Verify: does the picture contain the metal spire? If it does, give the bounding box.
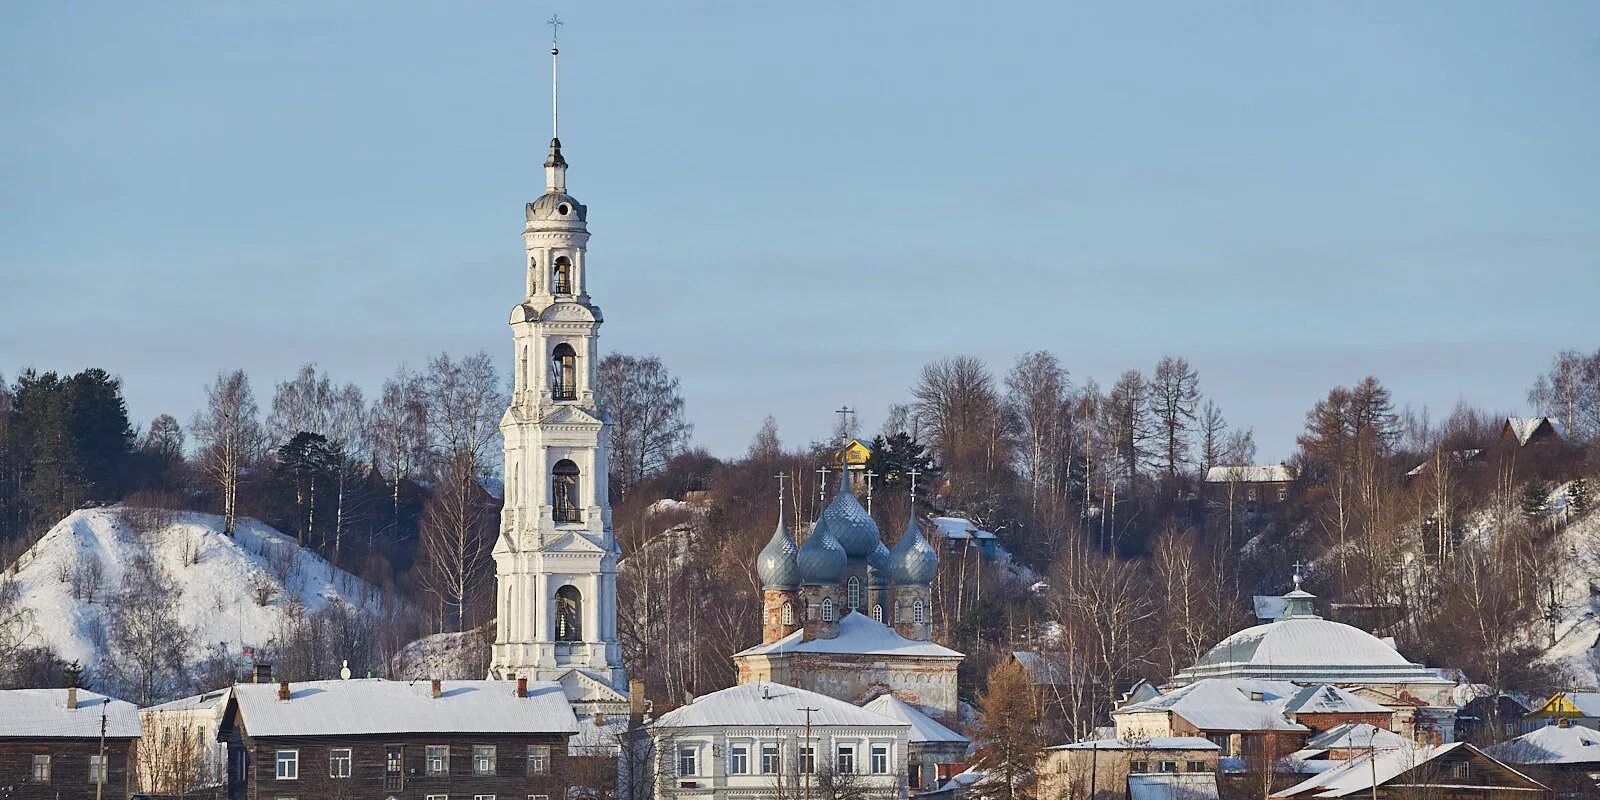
[547,14,563,140]
[775,472,788,524]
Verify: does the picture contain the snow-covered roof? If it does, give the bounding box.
[652,682,906,730]
[1301,723,1409,753]
[1012,650,1082,685]
[1271,742,1541,798]
[1115,679,1309,733]
[1560,691,1600,717]
[0,690,142,739]
[1051,737,1219,751]
[1205,465,1295,484]
[1253,595,1289,621]
[1171,616,1451,687]
[230,679,577,737]
[1505,417,1565,446]
[1129,772,1221,800]
[932,516,973,540]
[733,611,962,659]
[144,687,231,714]
[1286,685,1391,716]
[1487,723,1600,765]
[861,694,967,744]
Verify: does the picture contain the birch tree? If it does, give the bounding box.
[190,370,263,535]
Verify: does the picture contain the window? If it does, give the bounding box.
[386,746,405,791]
[821,598,835,622]
[474,745,497,776]
[1187,761,1206,773]
[871,604,883,623]
[1157,761,1177,773]
[329,748,352,778]
[761,742,781,774]
[847,576,861,609]
[555,585,583,641]
[427,796,449,800]
[475,796,497,800]
[1130,760,1150,774]
[89,754,107,783]
[527,744,550,775]
[798,745,815,774]
[869,744,889,774]
[427,745,450,776]
[275,750,298,780]
[1448,761,1471,781]
[31,754,49,780]
[551,343,577,401]
[678,746,698,777]
[532,795,551,800]
[836,744,855,774]
[552,459,582,523]
[552,256,573,294]
[729,744,749,774]
[913,599,926,624]
[781,602,794,626]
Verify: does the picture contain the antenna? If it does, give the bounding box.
[547,14,564,140]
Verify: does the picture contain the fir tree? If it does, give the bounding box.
[1521,481,1550,523]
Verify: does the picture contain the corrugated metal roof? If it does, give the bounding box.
[1486,723,1600,765]
[1052,737,1219,751]
[1129,772,1221,800]
[1174,617,1451,686]
[861,694,967,743]
[1204,465,1295,483]
[1271,742,1508,797]
[1302,723,1408,752]
[1115,679,1309,733]
[1286,685,1390,715]
[0,690,141,739]
[231,679,577,737]
[651,682,906,730]
[733,610,961,659]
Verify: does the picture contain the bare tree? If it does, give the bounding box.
[189,369,264,534]
[914,355,1010,500]
[1148,356,1201,480]
[421,351,506,478]
[419,452,494,632]
[99,552,197,705]
[1198,400,1226,474]
[1005,351,1071,514]
[136,712,215,798]
[747,415,782,462]
[596,353,692,493]
[369,366,431,522]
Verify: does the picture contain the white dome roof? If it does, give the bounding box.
[1171,616,1450,686]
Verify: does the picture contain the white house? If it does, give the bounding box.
[646,682,911,800]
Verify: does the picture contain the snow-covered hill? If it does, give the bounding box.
[1535,499,1600,686]
[391,626,492,680]
[2,507,381,676]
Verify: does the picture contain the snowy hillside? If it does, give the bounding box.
[1536,499,1600,686]
[2,507,381,676]
[391,626,492,680]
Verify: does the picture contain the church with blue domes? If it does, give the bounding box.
[731,464,963,724]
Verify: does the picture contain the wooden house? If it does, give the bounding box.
[0,688,141,800]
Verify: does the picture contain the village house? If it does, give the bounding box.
[1272,741,1549,799]
[1289,722,1410,765]
[217,677,577,800]
[1111,678,1310,762]
[1039,737,1221,800]
[1502,417,1566,448]
[1203,464,1297,513]
[1458,694,1534,744]
[136,686,231,795]
[860,693,968,793]
[0,688,141,800]
[1283,684,1395,734]
[1521,692,1600,733]
[644,682,910,800]
[1486,719,1600,799]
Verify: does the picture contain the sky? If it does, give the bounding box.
[2,2,1598,462]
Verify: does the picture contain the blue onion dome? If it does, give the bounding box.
[757,518,800,590]
[888,514,938,585]
[867,540,892,586]
[796,518,848,585]
[819,485,880,558]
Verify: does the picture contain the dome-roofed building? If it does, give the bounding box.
[1166,571,1457,741]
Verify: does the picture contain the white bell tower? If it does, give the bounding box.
[490,23,627,713]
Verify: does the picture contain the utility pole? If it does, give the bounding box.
[798,706,819,800]
[96,698,107,800]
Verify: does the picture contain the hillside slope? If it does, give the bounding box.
[3,507,381,674]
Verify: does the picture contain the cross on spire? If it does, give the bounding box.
[547,15,564,140]
[907,468,922,506]
[775,473,788,522]
[815,466,830,508]
[1291,560,1305,590]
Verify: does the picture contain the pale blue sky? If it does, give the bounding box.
[3,2,1597,460]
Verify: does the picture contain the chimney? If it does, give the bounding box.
[431,678,442,699]
[517,677,528,699]
[629,679,646,717]
[66,686,78,710]
[1559,717,1571,728]
[253,663,274,684]
[277,680,291,702]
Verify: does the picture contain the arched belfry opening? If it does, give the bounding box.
[552,459,581,522]
[555,585,583,641]
[552,343,577,401]
[552,256,573,294]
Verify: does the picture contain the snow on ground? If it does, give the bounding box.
[2,506,381,672]
[391,626,492,680]
[1535,502,1600,687]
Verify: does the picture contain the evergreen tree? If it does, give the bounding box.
[1570,477,1590,516]
[969,659,1043,800]
[868,431,940,492]
[1521,481,1550,523]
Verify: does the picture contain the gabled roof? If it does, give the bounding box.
[1272,742,1544,798]
[1051,737,1219,751]
[1545,691,1600,717]
[733,610,962,659]
[861,694,967,744]
[230,679,577,738]
[0,690,141,739]
[1129,772,1221,800]
[1505,416,1565,446]
[1486,722,1600,765]
[1115,679,1308,733]
[1286,685,1391,716]
[1205,465,1295,484]
[652,682,905,730]
[144,687,231,714]
[1302,723,1409,752]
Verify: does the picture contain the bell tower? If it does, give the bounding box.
[490,21,626,713]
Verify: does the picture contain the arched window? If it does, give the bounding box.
[529,256,538,294]
[551,344,577,401]
[552,459,581,522]
[555,585,583,641]
[821,598,836,622]
[781,602,794,627]
[913,599,926,624]
[552,256,573,294]
[847,576,861,610]
[871,604,883,623]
